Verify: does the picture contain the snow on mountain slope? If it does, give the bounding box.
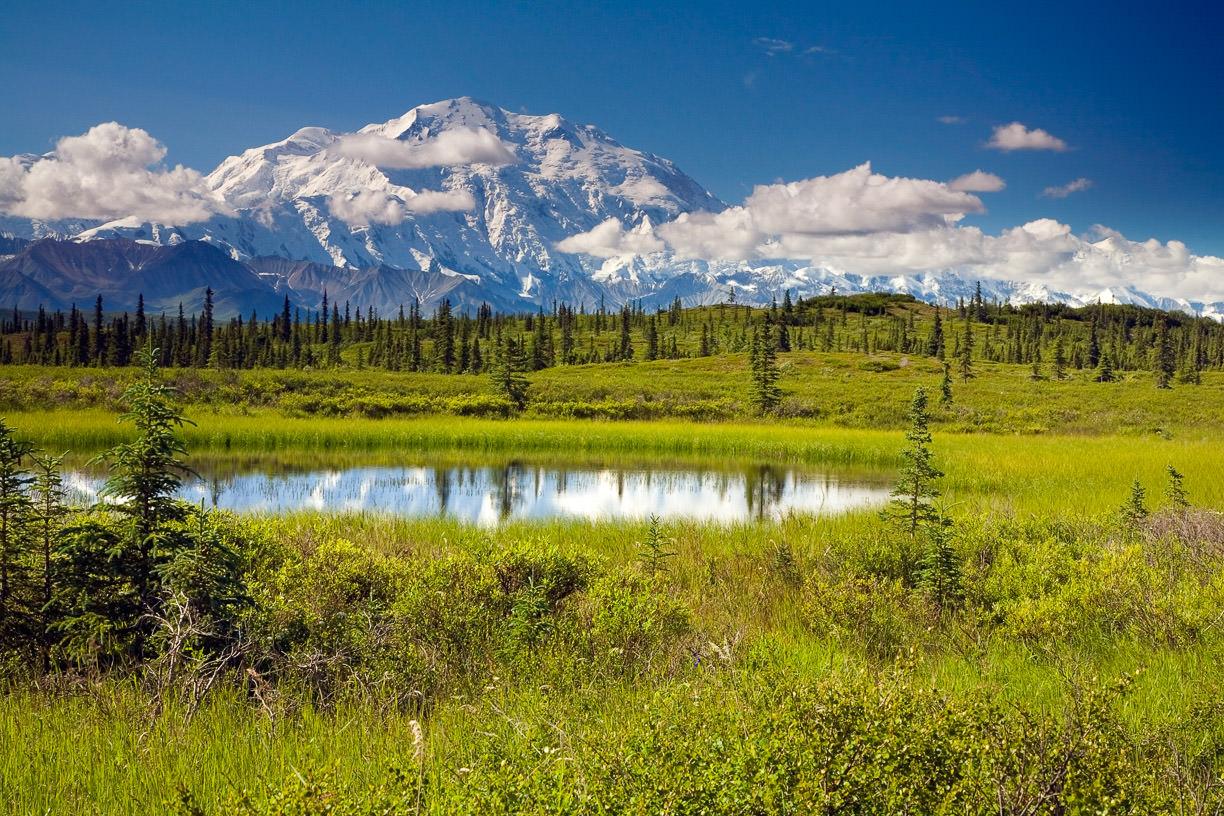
[0,98,1220,319]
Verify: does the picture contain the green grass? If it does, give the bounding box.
[3,509,1221,813]
[2,345,1223,812]
[11,408,1223,514]
[2,352,1222,432]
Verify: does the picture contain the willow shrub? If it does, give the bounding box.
[242,540,691,707]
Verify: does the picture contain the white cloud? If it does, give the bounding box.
[987,122,1069,152]
[558,163,1224,301]
[555,217,665,257]
[753,37,794,56]
[0,122,230,224]
[329,128,516,169]
[947,170,1006,192]
[937,115,966,125]
[1042,177,1093,198]
[641,163,984,260]
[745,164,983,235]
[327,187,475,227]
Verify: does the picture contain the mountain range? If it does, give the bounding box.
[1,97,1221,320]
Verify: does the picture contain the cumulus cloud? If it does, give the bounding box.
[987,122,1069,152]
[327,187,475,227]
[947,170,1006,193]
[744,164,983,235]
[1042,177,1093,198]
[329,128,516,169]
[557,163,1224,301]
[0,122,230,224]
[555,218,666,257]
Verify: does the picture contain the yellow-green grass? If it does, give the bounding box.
[10,409,1223,514]
[2,352,1222,432]
[2,500,1220,816]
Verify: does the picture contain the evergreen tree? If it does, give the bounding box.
[939,362,954,408]
[1052,334,1067,380]
[491,334,530,411]
[644,315,659,361]
[917,515,962,612]
[958,316,974,381]
[749,321,782,414]
[1095,349,1116,382]
[30,453,65,670]
[94,343,196,628]
[927,308,945,359]
[0,419,33,648]
[618,306,634,361]
[883,388,943,537]
[1120,479,1149,527]
[1165,465,1190,509]
[1154,317,1175,389]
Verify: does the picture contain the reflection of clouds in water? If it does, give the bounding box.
[61,465,890,525]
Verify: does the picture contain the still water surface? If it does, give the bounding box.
[64,461,890,525]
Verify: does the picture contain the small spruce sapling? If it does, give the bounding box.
[638,514,676,575]
[883,387,944,538]
[917,510,962,612]
[1120,479,1149,528]
[1164,466,1190,509]
[939,362,954,408]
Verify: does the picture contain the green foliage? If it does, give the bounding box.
[916,515,963,611]
[0,418,33,650]
[748,320,781,414]
[490,334,529,411]
[939,361,953,407]
[1165,465,1190,509]
[1120,479,1149,527]
[637,514,675,574]
[883,387,944,537]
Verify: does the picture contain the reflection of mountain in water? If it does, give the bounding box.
[63,463,890,526]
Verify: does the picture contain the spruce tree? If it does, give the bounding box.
[644,315,659,361]
[883,387,943,537]
[491,334,529,411]
[618,306,634,361]
[1095,349,1115,382]
[95,343,195,621]
[940,362,954,408]
[918,515,962,612]
[0,418,33,648]
[1165,465,1190,509]
[749,322,781,414]
[927,308,945,359]
[1052,334,1067,380]
[958,316,974,381]
[30,453,65,670]
[1154,317,1175,389]
[1120,479,1149,527]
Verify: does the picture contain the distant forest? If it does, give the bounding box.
[0,286,1218,387]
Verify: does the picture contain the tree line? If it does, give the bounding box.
[0,287,1220,390]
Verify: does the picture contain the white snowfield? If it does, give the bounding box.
[3,97,1222,318]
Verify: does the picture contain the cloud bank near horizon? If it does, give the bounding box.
[2,121,1221,303]
[558,164,1224,303]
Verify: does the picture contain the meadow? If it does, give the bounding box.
[1,299,1222,813]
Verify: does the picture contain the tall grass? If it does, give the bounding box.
[14,409,1224,513]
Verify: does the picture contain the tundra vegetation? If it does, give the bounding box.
[0,293,1222,814]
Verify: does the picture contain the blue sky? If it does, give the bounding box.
[1,0,1221,253]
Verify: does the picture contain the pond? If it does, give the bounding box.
[63,460,892,525]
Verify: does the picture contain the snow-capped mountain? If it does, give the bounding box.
[65,97,724,309]
[1,97,1221,320]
